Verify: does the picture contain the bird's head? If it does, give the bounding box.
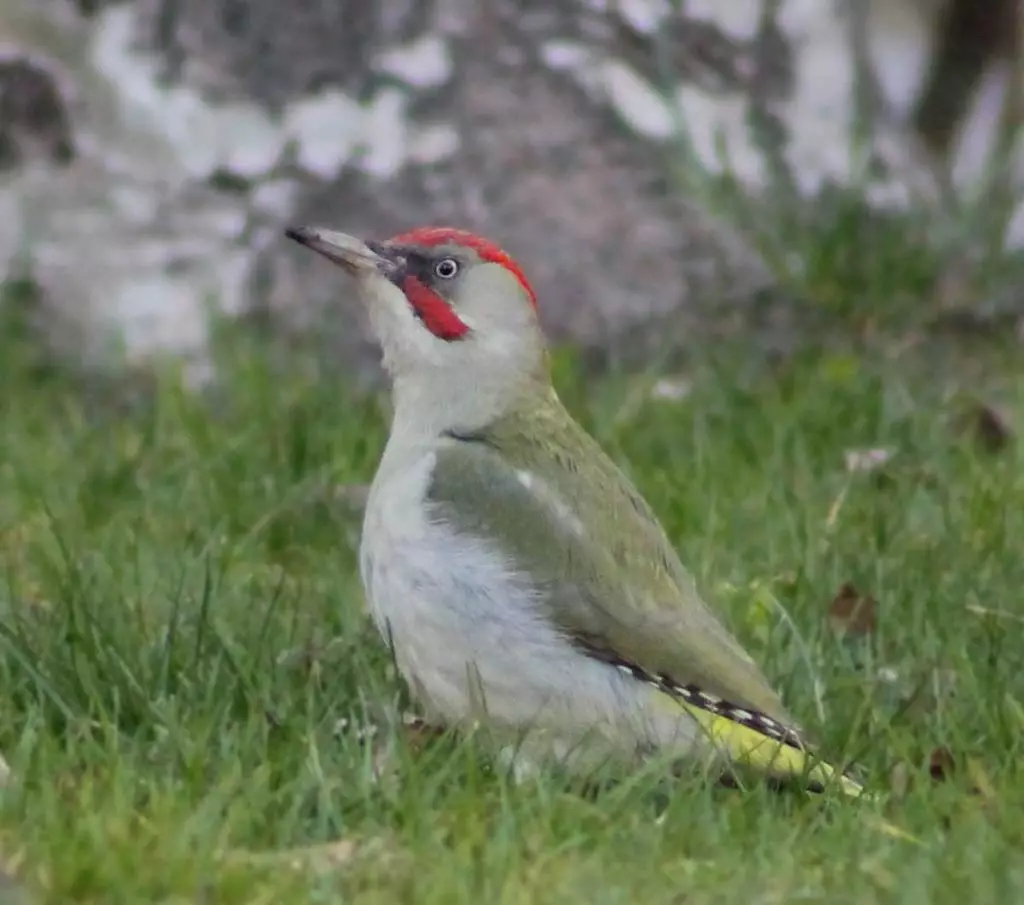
[286,224,549,435]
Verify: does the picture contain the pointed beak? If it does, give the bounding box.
[285,226,399,279]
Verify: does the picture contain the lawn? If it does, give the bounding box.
[0,328,1023,903]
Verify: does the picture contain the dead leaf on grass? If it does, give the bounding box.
[400,712,447,749]
[828,582,878,638]
[955,401,1014,453]
[890,748,998,822]
[888,747,951,800]
[926,748,998,815]
[928,746,956,782]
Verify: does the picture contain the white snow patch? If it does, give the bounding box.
[616,0,672,35]
[539,39,592,73]
[91,6,164,117]
[675,85,766,189]
[92,6,284,181]
[284,89,363,180]
[685,0,762,43]
[408,123,460,165]
[1003,197,1024,250]
[375,34,453,89]
[216,105,286,179]
[539,41,604,98]
[106,276,209,360]
[951,61,1012,193]
[250,179,300,219]
[865,0,937,120]
[600,59,674,140]
[775,0,857,196]
[359,89,410,179]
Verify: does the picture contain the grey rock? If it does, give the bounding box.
[132,0,431,108]
[0,48,74,170]
[256,57,774,375]
[1,0,1020,384]
[0,2,280,380]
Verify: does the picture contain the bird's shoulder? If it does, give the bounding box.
[427,402,685,594]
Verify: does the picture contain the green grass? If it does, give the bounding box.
[1,333,1023,904]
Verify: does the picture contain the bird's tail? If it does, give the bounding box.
[681,701,861,794]
[680,701,919,843]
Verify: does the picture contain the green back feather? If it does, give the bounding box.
[426,390,795,728]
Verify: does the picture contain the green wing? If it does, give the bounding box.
[427,399,795,728]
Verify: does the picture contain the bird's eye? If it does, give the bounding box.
[433,257,459,279]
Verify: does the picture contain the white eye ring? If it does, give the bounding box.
[433,257,459,279]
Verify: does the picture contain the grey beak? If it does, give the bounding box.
[285,226,392,276]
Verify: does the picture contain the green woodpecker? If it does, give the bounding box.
[285,223,864,796]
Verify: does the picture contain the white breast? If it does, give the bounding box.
[358,439,704,772]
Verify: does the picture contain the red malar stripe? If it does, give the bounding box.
[402,276,470,341]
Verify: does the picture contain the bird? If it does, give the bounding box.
[285,223,868,798]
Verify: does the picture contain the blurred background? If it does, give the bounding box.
[2,0,1023,386]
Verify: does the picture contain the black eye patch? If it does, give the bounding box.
[403,251,463,291]
[371,244,464,295]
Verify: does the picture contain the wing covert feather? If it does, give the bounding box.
[426,406,793,726]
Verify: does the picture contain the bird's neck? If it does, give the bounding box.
[388,352,554,448]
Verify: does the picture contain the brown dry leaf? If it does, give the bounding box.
[926,747,1000,824]
[401,712,447,750]
[957,401,1014,453]
[928,747,956,782]
[893,749,995,811]
[828,582,878,638]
